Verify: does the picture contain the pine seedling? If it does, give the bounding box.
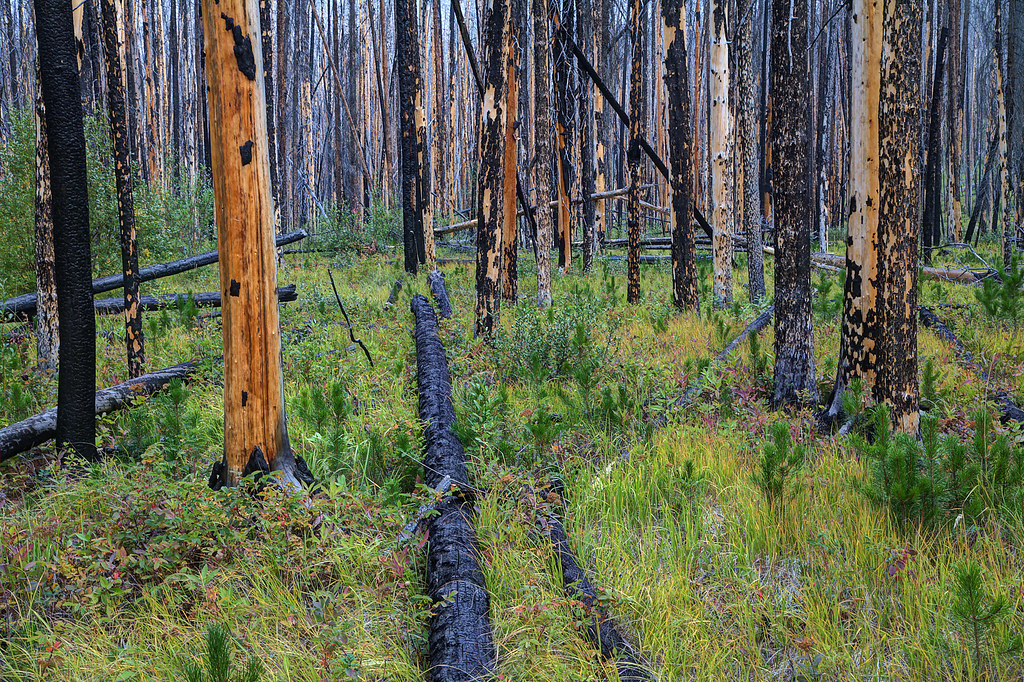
[183,624,263,682]
[950,560,1021,676]
[752,422,806,509]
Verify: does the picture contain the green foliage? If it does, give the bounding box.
[975,255,1024,323]
[950,560,1021,676]
[310,194,401,253]
[752,423,806,509]
[183,624,263,682]
[454,378,513,464]
[811,271,844,322]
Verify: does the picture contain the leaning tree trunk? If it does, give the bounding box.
[770,0,818,407]
[398,0,428,273]
[33,67,58,371]
[201,0,306,488]
[875,0,923,434]
[474,0,512,338]
[626,0,646,304]
[736,0,765,302]
[662,0,698,311]
[34,0,97,461]
[100,0,145,379]
[710,0,733,307]
[534,0,555,308]
[826,0,882,421]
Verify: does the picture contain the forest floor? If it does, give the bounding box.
[1,243,1024,680]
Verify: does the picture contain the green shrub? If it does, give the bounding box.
[752,422,806,509]
[975,255,1024,323]
[183,624,263,682]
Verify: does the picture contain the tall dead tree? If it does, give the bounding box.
[534,0,555,308]
[398,0,426,272]
[259,0,279,230]
[922,27,947,266]
[34,0,97,460]
[34,68,58,371]
[995,0,1013,267]
[202,0,306,487]
[100,0,145,379]
[662,0,698,310]
[736,0,765,302]
[945,0,963,241]
[876,0,923,434]
[626,0,647,304]
[826,0,882,421]
[552,6,576,269]
[770,0,817,406]
[475,0,512,337]
[710,0,733,307]
[579,0,597,272]
[501,0,520,302]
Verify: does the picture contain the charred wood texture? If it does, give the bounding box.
[0,360,202,463]
[34,0,98,461]
[919,306,1024,423]
[428,270,453,320]
[100,0,145,379]
[17,286,296,319]
[922,28,947,266]
[474,0,512,338]
[876,0,923,433]
[411,295,495,681]
[770,0,817,407]
[536,491,652,680]
[662,0,698,311]
[397,0,427,273]
[626,0,646,304]
[533,0,554,307]
[2,230,307,319]
[33,67,58,370]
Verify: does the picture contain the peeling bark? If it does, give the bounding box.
[626,0,646,304]
[534,0,554,308]
[33,67,58,370]
[709,0,733,307]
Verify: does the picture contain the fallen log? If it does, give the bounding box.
[763,246,996,285]
[1,230,307,318]
[919,306,1024,422]
[533,488,652,681]
[411,294,494,680]
[658,307,774,422]
[0,360,204,463]
[18,286,298,319]
[428,270,453,320]
[384,279,403,308]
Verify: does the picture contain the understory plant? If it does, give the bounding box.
[752,422,806,510]
[950,560,1021,678]
[183,624,263,682]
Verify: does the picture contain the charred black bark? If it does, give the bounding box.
[2,230,307,318]
[626,0,646,304]
[397,0,425,273]
[536,490,652,681]
[0,360,202,463]
[919,307,1024,422]
[662,0,698,311]
[922,28,947,266]
[428,270,453,320]
[100,0,145,379]
[34,0,97,461]
[411,295,495,681]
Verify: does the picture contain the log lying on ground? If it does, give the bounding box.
[428,270,453,320]
[18,286,298,318]
[1,230,307,318]
[656,307,774,424]
[384,279,403,308]
[763,246,996,284]
[0,360,204,463]
[411,294,494,680]
[534,489,652,681]
[919,306,1024,422]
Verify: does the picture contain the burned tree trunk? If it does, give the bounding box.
[770,0,817,407]
[921,27,947,266]
[662,0,698,311]
[626,0,646,304]
[201,0,307,489]
[552,6,576,270]
[100,0,145,379]
[875,0,923,434]
[736,0,765,302]
[709,0,733,307]
[826,0,882,422]
[579,0,596,273]
[501,8,519,302]
[534,0,555,308]
[411,295,495,681]
[33,68,58,370]
[398,0,428,273]
[259,0,279,232]
[34,0,97,461]
[474,0,512,338]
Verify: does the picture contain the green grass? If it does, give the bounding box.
[2,245,1024,680]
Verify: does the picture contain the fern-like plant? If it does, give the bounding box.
[184,624,263,682]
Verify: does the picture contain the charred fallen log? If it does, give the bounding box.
[411,294,494,680]
[428,270,453,320]
[1,230,307,318]
[17,286,298,319]
[919,306,1024,422]
[534,489,652,681]
[0,360,204,463]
